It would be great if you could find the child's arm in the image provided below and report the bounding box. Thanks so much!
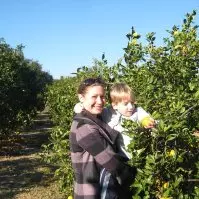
[130,107,155,128]
[74,102,84,113]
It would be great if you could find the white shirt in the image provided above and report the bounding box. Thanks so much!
[101,106,150,158]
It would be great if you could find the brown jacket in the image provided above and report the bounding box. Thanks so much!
[69,111,136,199]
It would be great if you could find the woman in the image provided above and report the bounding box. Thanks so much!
[69,77,136,199]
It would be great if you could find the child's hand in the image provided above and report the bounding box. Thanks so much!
[140,116,155,129]
[74,102,84,113]
[144,119,155,128]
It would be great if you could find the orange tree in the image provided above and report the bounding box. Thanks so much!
[0,39,53,138]
[43,76,78,195]
[109,10,199,198]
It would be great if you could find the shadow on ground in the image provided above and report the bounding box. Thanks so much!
[0,156,57,199]
[0,110,59,199]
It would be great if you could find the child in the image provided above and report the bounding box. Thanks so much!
[100,83,155,198]
[102,82,155,158]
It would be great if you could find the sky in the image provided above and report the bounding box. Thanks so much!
[1,0,199,79]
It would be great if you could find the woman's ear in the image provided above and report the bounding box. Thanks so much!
[78,94,84,103]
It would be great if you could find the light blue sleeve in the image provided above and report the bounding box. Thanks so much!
[130,107,150,123]
[101,106,121,130]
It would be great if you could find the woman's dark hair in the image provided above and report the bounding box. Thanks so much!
[78,77,105,95]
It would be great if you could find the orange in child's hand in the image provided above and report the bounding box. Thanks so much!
[140,116,153,127]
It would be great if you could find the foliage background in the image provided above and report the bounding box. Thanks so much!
[0,39,53,140]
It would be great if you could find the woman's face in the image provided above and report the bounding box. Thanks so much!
[78,85,105,115]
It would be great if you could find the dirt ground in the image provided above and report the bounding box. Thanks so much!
[0,110,66,199]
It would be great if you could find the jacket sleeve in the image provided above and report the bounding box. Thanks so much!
[76,124,136,185]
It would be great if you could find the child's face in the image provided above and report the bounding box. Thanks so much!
[112,96,135,117]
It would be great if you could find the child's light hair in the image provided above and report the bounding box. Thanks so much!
[109,83,135,104]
